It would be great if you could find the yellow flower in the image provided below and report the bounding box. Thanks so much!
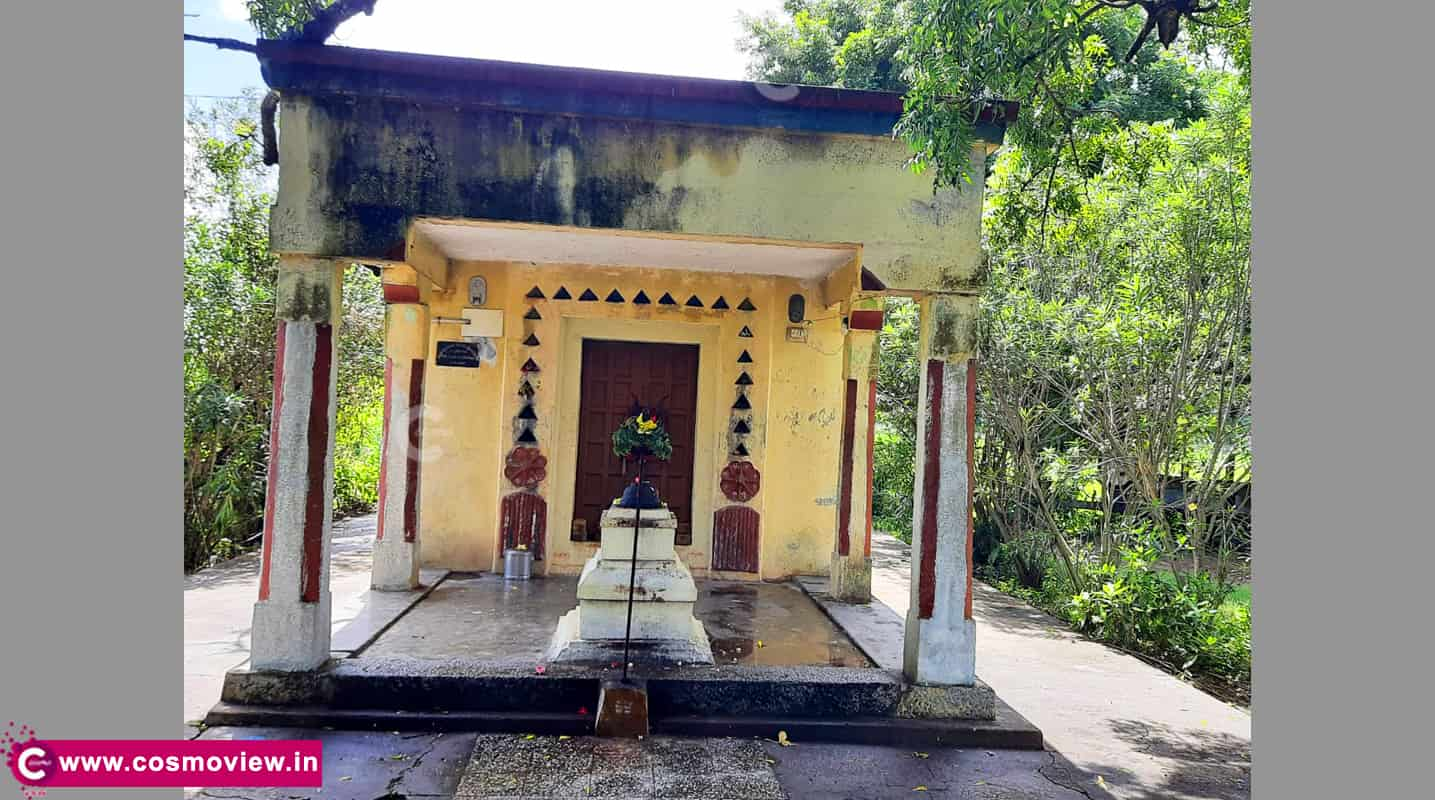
[636,413,657,433]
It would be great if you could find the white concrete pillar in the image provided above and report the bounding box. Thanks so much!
[251,258,343,671]
[830,312,881,603]
[371,301,429,591]
[903,293,978,686]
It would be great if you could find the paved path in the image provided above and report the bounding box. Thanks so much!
[183,515,382,727]
[868,531,1251,800]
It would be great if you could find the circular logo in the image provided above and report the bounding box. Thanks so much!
[9,740,56,786]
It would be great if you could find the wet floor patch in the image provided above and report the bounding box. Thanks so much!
[360,574,872,668]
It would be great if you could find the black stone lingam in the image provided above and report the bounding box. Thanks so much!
[616,450,662,509]
[617,481,661,509]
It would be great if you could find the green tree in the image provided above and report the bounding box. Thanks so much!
[897,0,1249,186]
[184,96,385,571]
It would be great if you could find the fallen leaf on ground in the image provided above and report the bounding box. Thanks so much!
[559,735,571,741]
[339,776,351,782]
[913,752,929,759]
[913,786,928,792]
[776,730,793,747]
[1097,776,1108,788]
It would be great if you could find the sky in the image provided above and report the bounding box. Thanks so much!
[184,0,786,100]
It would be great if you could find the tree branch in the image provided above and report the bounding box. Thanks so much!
[292,0,378,43]
[182,34,256,53]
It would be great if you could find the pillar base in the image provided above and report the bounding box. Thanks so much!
[902,613,976,687]
[370,538,420,591]
[895,680,996,721]
[828,553,872,604]
[250,593,332,672]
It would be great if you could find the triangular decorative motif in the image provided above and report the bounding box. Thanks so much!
[632,290,651,305]
[522,333,541,347]
[733,393,752,410]
[518,381,536,398]
[553,286,573,300]
[738,326,754,338]
[737,297,757,311]
[711,296,730,310]
[517,404,538,420]
[737,350,753,363]
[732,442,750,457]
[685,295,704,308]
[521,358,541,373]
[733,419,751,434]
[526,286,545,299]
[517,427,538,445]
[524,307,542,320]
[579,288,599,301]
[605,289,625,303]
[735,372,753,386]
[658,292,678,306]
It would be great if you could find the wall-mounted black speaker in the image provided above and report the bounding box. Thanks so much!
[787,293,806,323]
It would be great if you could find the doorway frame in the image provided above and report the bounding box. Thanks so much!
[552,316,723,569]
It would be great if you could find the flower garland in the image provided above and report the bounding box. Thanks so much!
[612,405,673,462]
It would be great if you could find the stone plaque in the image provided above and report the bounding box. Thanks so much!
[435,340,483,368]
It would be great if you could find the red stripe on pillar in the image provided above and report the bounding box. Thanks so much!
[864,379,877,558]
[918,359,943,620]
[300,323,333,604]
[965,358,977,620]
[382,283,421,304]
[258,322,288,602]
[836,379,858,556]
[403,359,425,543]
[376,358,393,542]
[848,309,885,330]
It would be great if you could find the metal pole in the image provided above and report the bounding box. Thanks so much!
[620,457,644,683]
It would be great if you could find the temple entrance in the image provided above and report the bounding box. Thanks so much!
[574,339,700,542]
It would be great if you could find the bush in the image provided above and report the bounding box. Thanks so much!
[984,533,1250,689]
[871,428,915,540]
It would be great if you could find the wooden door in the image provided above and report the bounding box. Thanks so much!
[575,339,700,540]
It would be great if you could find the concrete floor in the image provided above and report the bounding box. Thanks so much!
[184,515,1250,799]
[188,728,1091,800]
[183,515,386,727]
[362,572,871,668]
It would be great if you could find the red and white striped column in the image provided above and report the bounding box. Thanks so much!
[830,311,881,603]
[371,300,429,591]
[250,258,343,672]
[903,293,978,686]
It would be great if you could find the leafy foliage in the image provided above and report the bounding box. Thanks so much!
[895,0,1248,185]
[743,1,1251,693]
[184,96,385,571]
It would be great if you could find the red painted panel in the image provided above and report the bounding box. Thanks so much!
[258,322,287,601]
[712,505,760,573]
[848,309,885,330]
[501,492,548,561]
[965,359,976,620]
[918,359,943,620]
[382,283,420,304]
[865,379,877,558]
[404,359,425,542]
[376,358,393,542]
[836,379,858,556]
[301,323,334,603]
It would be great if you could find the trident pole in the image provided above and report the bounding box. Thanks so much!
[620,456,644,683]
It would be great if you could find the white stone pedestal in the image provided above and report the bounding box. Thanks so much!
[546,503,713,665]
